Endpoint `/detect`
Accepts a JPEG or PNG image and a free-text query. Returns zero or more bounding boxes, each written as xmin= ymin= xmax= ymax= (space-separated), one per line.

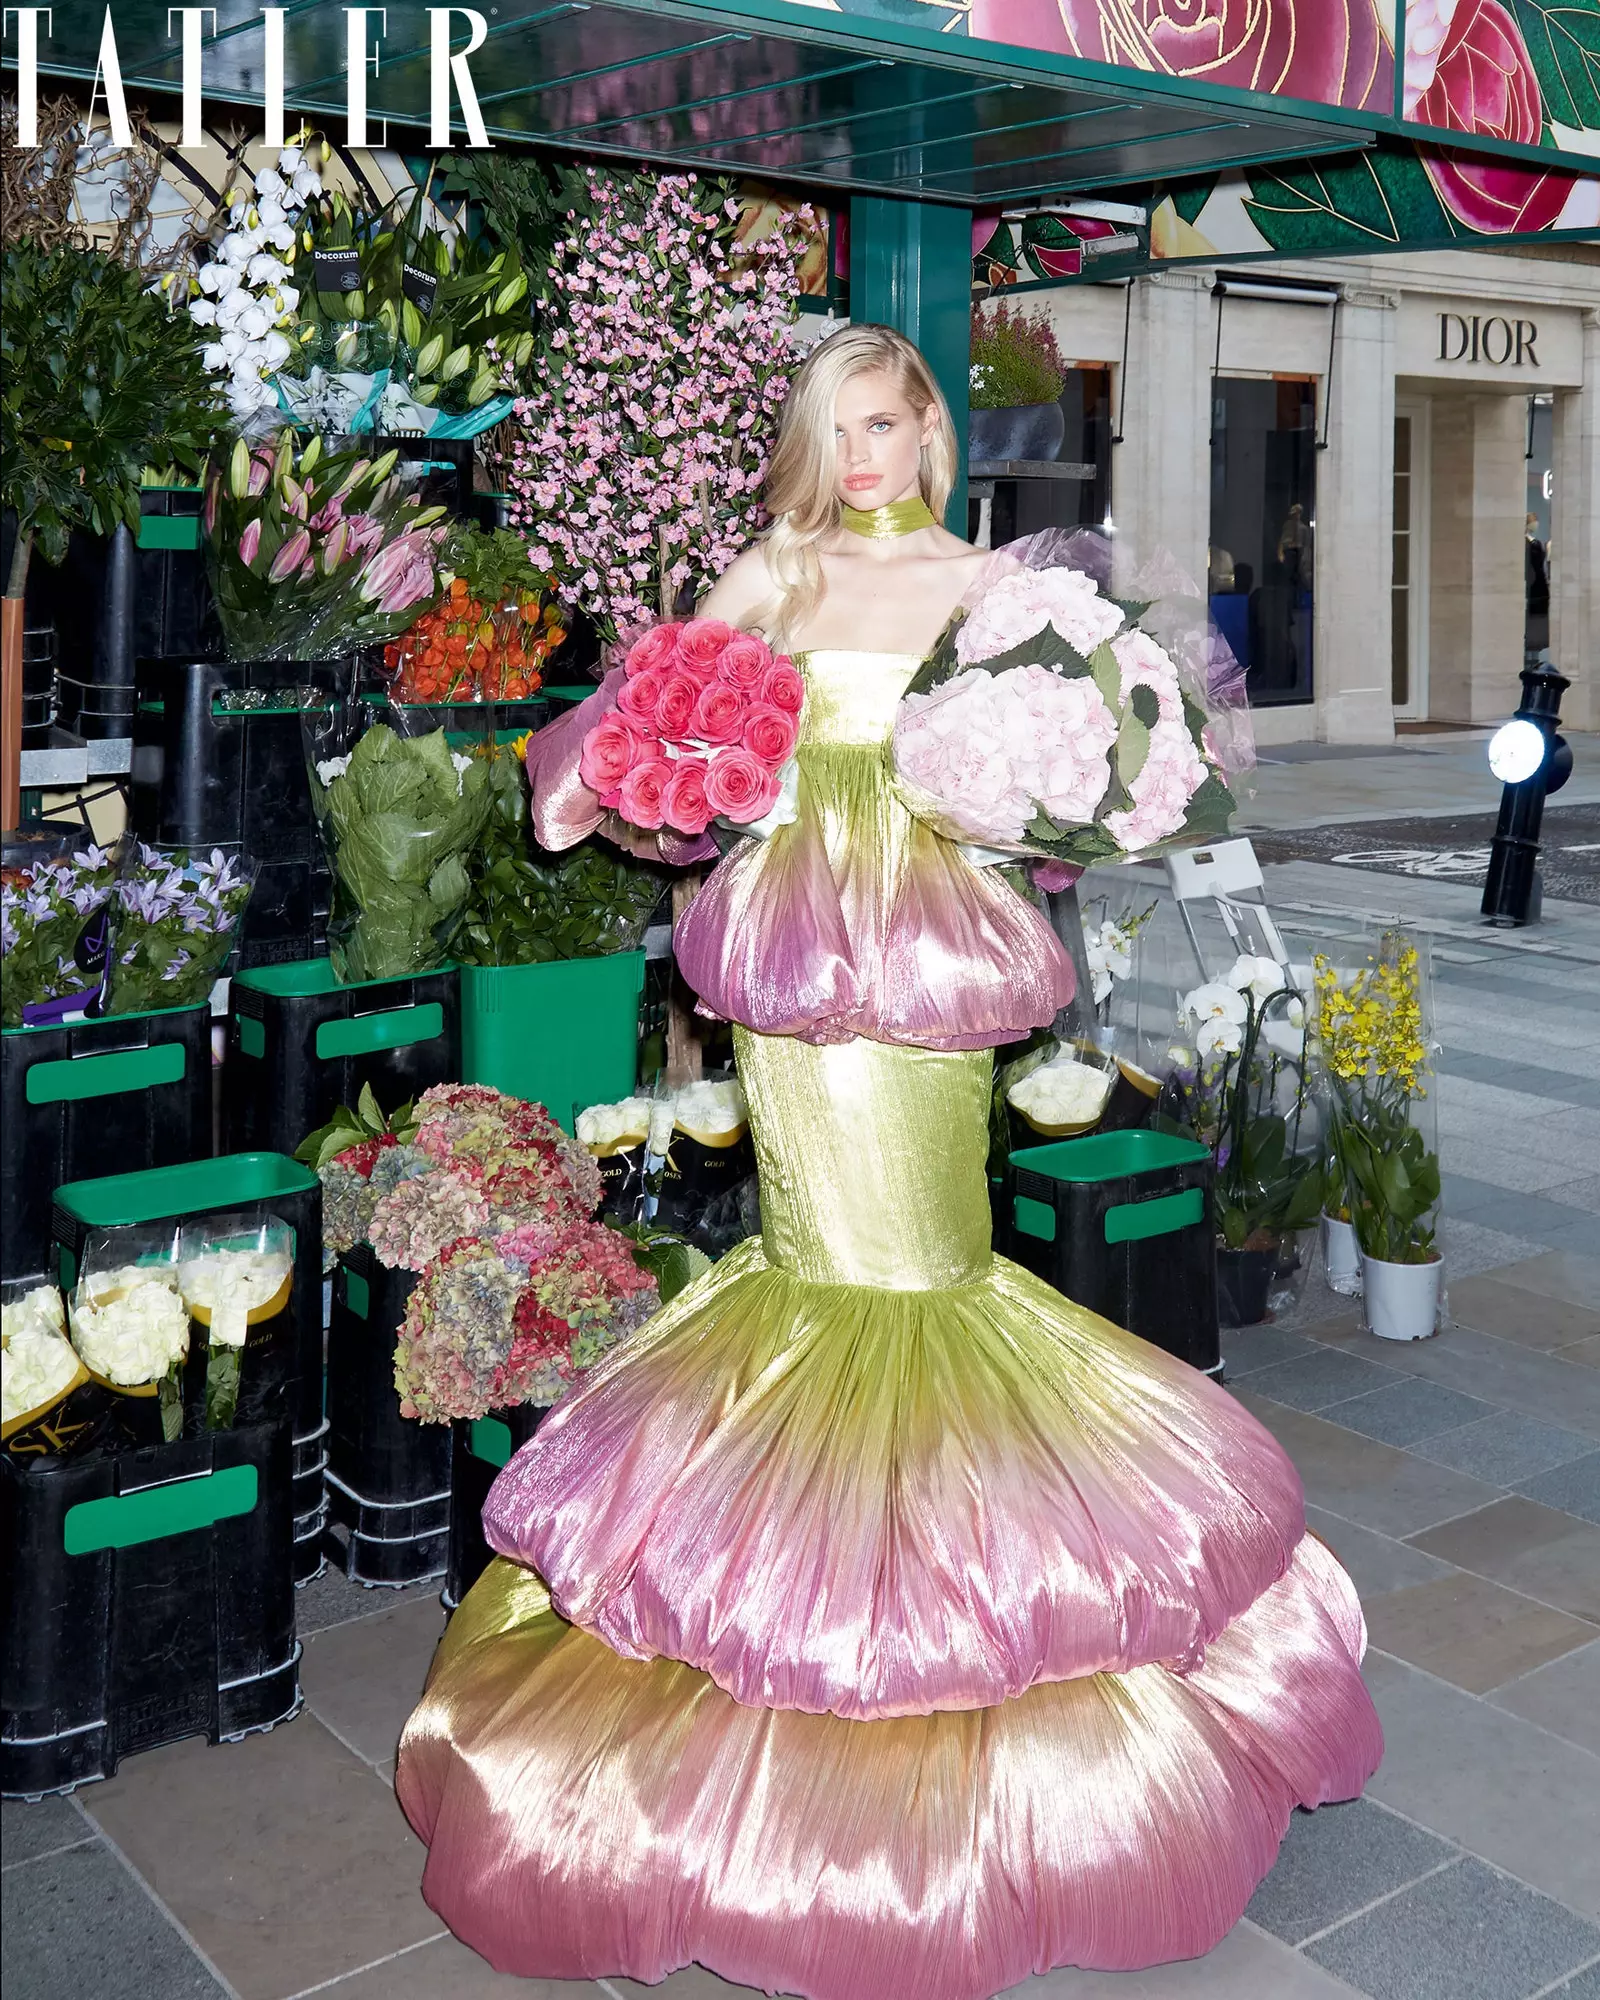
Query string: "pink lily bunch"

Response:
xmin=204 ymin=429 xmax=451 ymax=660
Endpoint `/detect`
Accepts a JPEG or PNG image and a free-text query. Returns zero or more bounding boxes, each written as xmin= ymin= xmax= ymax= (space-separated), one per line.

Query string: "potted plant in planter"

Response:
xmin=451 ymin=735 xmax=669 ymax=1132
xmin=968 ymin=302 xmax=1069 ymax=465
xmin=1169 ymin=956 xmax=1322 ymax=1327
xmin=1315 ymin=933 xmax=1442 ymax=1341
xmin=1 ymin=238 xmax=222 ymax=825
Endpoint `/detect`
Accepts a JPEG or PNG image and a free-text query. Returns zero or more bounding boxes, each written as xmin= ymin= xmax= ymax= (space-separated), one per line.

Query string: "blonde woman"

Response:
xmin=397 ymin=326 xmax=1379 ymax=1998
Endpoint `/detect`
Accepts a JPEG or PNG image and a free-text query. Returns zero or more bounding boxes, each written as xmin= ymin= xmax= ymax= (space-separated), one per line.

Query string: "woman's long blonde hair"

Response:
xmin=748 ymin=323 xmax=958 ymax=647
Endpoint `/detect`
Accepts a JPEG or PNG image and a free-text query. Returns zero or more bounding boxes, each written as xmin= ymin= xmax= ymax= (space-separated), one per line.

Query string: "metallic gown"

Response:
xmin=395 ymin=651 xmax=1381 ymax=1998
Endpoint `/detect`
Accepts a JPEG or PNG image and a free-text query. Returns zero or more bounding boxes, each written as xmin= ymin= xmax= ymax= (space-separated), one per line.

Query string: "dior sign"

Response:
xmin=1437 ymin=313 xmax=1540 ymax=366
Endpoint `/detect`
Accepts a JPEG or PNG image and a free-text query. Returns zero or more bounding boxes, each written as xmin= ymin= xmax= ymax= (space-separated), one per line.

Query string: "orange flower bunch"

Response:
xmin=387 ymin=575 xmax=566 ymax=703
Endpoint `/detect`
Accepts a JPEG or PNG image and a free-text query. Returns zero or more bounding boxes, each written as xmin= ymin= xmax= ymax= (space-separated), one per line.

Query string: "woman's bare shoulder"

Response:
xmin=699 ymin=544 xmax=771 ymax=625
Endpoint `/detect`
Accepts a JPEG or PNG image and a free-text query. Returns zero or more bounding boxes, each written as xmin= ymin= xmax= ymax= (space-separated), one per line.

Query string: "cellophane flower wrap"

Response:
xmin=2 ymin=1283 xmax=88 ymax=1442
xmin=1 ymin=842 xmax=118 ymax=1027
xmin=103 ymin=843 xmax=254 ymax=1015
xmin=1313 ymin=929 xmax=1442 ymax=1267
xmin=68 ymin=1229 xmax=190 ymax=1441
xmin=204 ymin=430 xmax=449 ymax=662
xmin=305 ymin=699 xmax=492 ymax=983
xmin=306 ymin=1084 xmax=657 ymax=1421
xmin=177 ymin=1215 xmax=296 ymax=1432
xmin=579 ymin=617 xmax=803 ymax=839
xmin=892 ymin=530 xmax=1252 ymax=866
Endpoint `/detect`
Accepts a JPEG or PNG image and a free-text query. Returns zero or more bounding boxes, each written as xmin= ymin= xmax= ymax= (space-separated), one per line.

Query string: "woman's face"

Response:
xmin=833 ymin=369 xmax=933 ymax=511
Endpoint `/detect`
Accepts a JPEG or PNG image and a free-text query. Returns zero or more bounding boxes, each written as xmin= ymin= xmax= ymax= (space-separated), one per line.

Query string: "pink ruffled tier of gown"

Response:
xmin=526 ymin=655 xmax=1074 ymax=1048
xmin=484 ymin=1236 xmax=1309 ymax=1719
xmin=398 ymin=1535 xmax=1378 ymax=1996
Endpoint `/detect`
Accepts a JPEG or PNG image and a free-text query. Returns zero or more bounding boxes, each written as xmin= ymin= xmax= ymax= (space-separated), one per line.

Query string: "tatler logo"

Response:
xmin=3 ymin=5 xmax=497 ymax=149
xmin=1437 ymin=313 xmax=1540 ymax=367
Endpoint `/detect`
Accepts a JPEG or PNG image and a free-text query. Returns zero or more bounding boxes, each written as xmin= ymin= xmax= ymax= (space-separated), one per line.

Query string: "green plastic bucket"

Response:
xmin=458 ymin=953 xmax=646 ymax=1132
xmin=1007 ymin=1128 xmax=1219 ymax=1375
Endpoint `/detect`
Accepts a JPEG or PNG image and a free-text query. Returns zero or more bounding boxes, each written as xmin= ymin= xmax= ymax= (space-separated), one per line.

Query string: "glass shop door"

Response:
xmin=1208 ymin=376 xmax=1317 ymax=707
xmin=1392 ymin=398 xmax=1431 ymax=720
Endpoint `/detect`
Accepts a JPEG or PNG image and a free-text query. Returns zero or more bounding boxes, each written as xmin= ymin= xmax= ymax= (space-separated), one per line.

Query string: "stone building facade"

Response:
xmin=1033 ymin=245 xmax=1600 ymax=741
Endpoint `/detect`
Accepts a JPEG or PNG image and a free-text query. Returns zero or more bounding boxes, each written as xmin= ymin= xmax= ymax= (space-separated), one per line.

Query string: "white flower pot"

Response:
xmin=1321 ymin=1211 xmax=1362 ymax=1297
xmin=1361 ymin=1252 xmax=1441 ymax=1342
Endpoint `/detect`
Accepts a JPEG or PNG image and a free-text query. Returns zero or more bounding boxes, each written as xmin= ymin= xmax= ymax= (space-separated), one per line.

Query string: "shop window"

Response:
xmin=1208 ymin=378 xmax=1316 ymax=706
xmin=1393 ymin=412 xmax=1413 ymax=708
xmin=969 ymin=366 xmax=1111 ymax=547
xmin=1526 ymin=393 xmax=1553 ymax=662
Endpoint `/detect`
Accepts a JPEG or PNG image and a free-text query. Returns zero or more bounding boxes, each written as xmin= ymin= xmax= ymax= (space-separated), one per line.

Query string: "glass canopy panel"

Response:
xmin=18 ymin=0 xmax=1377 ymax=204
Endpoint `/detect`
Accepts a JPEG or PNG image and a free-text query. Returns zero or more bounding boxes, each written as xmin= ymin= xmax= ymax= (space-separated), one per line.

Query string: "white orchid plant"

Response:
xmin=1168 ymin=953 xmax=1322 ymax=1251
xmin=187 ymin=135 xmax=326 ymax=430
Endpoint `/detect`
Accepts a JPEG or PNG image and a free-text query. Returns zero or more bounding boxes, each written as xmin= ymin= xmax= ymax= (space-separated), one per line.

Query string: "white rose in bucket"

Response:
xmin=577 ymin=1097 xmax=655 ymax=1154
xmin=2 ymin=1283 xmax=67 ymax=1345
xmin=673 ymin=1079 xmax=749 ymax=1141
xmin=2 ymin=1325 xmax=83 ymax=1427
xmin=178 ymin=1246 xmax=294 ymax=1349
xmin=70 ymin=1269 xmax=190 ymax=1387
xmin=1008 ymin=1058 xmax=1112 ymax=1133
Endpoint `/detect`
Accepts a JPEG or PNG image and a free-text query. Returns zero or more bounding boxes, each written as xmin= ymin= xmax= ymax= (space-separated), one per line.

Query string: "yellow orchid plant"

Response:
xmin=1313 ymin=932 xmax=1440 ymax=1266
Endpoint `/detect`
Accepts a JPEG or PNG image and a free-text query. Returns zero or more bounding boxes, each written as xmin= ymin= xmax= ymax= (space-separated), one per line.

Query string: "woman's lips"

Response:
xmin=843 ymin=475 xmax=880 ymax=492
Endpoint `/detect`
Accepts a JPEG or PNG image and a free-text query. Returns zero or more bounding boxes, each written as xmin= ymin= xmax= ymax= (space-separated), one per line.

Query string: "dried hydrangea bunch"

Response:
xmin=311 ymin=1083 xmax=655 ymax=1422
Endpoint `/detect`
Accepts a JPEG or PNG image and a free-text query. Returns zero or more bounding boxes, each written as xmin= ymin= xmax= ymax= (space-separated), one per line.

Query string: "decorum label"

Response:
xmin=402 ymin=263 xmax=439 ymax=315
xmin=1436 ymin=313 xmax=1537 ymax=366
xmin=314 ymin=248 xmax=361 ymax=295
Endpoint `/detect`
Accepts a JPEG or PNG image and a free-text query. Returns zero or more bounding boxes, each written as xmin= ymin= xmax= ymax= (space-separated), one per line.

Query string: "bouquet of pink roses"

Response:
xmin=893 ymin=534 xmax=1247 ymax=866
xmin=577 ymin=617 xmax=803 ymax=839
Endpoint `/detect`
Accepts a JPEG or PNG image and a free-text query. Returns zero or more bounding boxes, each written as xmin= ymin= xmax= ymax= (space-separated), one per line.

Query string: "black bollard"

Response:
xmin=1481 ymin=662 xmax=1574 ymax=928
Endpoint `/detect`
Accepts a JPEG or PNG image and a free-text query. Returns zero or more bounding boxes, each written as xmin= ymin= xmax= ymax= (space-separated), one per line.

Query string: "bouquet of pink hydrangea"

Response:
xmin=893 ymin=532 xmax=1248 ymax=865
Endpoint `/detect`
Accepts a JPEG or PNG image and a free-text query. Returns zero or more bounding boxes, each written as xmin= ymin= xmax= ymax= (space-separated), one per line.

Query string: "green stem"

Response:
xmin=5 ymin=525 xmax=33 ymax=601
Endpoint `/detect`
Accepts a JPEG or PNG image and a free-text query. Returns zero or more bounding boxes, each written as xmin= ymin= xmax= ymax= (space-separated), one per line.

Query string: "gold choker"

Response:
xmin=839 ymin=497 xmax=937 ymax=540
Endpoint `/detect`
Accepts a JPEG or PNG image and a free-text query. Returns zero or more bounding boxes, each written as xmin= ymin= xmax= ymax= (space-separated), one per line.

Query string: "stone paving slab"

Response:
xmin=1303 ymin=1857 xmax=1600 ymax=2000
xmin=1 ymin=1836 xmax=230 ymax=2000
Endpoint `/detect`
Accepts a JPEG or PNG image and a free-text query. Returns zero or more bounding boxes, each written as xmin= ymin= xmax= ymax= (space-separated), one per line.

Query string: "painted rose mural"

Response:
xmin=1403 ymin=0 xmax=1600 ymax=231
xmin=967 ymin=0 xmax=1599 ymax=244
xmin=971 ymin=0 xmax=1393 ymax=111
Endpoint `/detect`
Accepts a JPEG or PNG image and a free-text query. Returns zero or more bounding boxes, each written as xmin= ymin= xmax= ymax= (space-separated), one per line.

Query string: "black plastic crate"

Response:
xmin=325 ymin=1246 xmax=451 ymax=1587
xmin=1 ymin=1416 xmax=299 ymax=1797
xmin=1 ymin=1005 xmax=212 ymax=1288
xmin=1008 ymin=1130 xmax=1221 ymax=1376
xmin=443 ymin=1405 xmax=543 ymax=1611
xmin=54 ymin=673 xmax=136 ymax=741
xmin=225 ymin=959 xmax=461 ymax=1159
xmin=51 ymin=1154 xmax=327 ymax=1584
xmin=130 ymin=659 xmax=342 ymax=968
xmin=21 ymin=626 xmax=54 ymax=747
xmin=134 ymin=487 xmax=218 ymax=662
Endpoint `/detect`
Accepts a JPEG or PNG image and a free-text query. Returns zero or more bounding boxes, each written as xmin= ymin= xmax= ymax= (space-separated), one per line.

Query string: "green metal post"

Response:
xmin=848 ymin=197 xmax=970 ymax=532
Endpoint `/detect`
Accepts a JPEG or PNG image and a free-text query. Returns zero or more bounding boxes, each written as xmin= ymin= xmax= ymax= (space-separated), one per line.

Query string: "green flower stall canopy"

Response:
xmin=14 ymin=0 xmax=1388 ymax=204
xmin=16 ymin=2 xmax=1596 ymax=278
